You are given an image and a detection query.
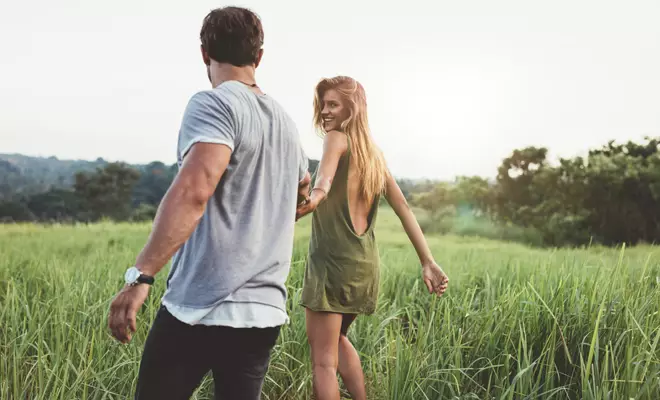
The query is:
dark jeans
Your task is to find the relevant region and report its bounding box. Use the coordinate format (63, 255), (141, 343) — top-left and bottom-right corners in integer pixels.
(134, 306), (280, 400)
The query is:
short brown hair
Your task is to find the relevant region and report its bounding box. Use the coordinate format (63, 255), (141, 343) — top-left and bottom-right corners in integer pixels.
(200, 7), (264, 67)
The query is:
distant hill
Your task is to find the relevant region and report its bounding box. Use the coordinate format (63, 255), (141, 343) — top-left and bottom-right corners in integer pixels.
(0, 153), (321, 202)
(0, 154), (116, 200)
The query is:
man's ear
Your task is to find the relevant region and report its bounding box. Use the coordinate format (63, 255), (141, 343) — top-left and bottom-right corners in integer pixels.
(254, 48), (264, 68)
(201, 45), (211, 66)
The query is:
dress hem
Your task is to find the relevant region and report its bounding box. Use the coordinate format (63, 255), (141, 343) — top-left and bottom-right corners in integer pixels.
(298, 301), (375, 316)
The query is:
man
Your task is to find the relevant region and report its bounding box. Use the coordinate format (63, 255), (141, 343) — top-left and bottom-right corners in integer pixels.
(107, 6), (310, 399)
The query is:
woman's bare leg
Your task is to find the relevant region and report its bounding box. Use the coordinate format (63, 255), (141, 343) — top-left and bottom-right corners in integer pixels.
(338, 333), (366, 400)
(306, 308), (342, 400)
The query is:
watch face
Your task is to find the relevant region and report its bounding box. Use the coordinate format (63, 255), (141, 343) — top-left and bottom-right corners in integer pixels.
(124, 267), (140, 283)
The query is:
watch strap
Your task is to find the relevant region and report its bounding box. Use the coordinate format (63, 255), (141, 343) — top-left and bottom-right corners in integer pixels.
(136, 274), (155, 285)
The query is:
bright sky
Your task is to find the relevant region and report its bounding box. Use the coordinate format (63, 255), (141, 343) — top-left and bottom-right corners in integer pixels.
(1, 0), (658, 180)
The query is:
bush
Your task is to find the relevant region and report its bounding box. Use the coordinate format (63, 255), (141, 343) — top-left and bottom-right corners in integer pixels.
(130, 203), (157, 222)
(420, 208), (545, 247)
(0, 200), (35, 222)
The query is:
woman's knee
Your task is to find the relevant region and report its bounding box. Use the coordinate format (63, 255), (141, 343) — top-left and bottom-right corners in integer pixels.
(311, 350), (338, 370)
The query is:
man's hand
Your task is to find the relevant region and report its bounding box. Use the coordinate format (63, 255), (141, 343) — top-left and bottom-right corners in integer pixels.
(297, 172), (311, 207)
(422, 261), (449, 297)
(108, 284), (150, 344)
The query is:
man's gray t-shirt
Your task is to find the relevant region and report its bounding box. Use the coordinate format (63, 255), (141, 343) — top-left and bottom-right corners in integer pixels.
(162, 81), (308, 315)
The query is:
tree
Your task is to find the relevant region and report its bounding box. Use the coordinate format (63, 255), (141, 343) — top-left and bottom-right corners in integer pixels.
(0, 200), (35, 222)
(577, 138), (660, 245)
(26, 189), (81, 221)
(488, 137), (660, 246)
(452, 176), (492, 216)
(411, 182), (455, 217)
(130, 203), (158, 222)
(74, 163), (140, 221)
(491, 147), (549, 227)
(132, 162), (177, 207)
(409, 137), (660, 247)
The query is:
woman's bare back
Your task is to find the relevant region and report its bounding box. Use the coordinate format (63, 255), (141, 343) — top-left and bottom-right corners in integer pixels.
(346, 159), (375, 236)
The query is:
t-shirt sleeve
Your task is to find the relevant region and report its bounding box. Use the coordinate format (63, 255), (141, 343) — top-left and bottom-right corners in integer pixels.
(178, 91), (236, 161)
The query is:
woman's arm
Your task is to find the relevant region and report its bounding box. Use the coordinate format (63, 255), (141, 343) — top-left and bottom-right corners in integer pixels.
(384, 172), (449, 296)
(296, 130), (347, 220)
(384, 172), (434, 263)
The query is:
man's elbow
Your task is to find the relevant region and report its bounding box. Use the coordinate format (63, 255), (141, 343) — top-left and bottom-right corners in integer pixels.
(172, 175), (215, 209)
(190, 186), (214, 207)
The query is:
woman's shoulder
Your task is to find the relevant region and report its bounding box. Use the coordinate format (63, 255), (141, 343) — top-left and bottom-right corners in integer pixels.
(323, 130), (349, 154)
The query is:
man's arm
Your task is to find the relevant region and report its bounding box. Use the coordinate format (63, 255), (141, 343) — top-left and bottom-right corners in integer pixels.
(136, 143), (231, 276)
(108, 143), (230, 343)
(109, 89), (237, 344)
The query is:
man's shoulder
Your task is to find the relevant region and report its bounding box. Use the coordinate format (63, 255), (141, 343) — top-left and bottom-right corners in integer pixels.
(184, 83), (297, 131)
(187, 86), (232, 107)
(180, 87), (240, 124)
(181, 89), (221, 115)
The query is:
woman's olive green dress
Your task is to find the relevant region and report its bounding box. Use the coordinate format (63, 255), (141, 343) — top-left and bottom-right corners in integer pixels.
(301, 136), (380, 315)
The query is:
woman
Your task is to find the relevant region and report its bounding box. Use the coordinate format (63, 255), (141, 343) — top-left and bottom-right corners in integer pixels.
(296, 76), (449, 400)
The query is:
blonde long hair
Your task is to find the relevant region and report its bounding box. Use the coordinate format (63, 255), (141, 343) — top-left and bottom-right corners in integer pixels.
(313, 76), (389, 203)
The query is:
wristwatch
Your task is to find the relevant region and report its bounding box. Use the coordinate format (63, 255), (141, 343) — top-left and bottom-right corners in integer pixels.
(124, 266), (155, 286)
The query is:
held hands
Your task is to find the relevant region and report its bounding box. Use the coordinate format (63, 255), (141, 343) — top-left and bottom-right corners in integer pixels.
(296, 188), (325, 221)
(422, 260), (449, 297)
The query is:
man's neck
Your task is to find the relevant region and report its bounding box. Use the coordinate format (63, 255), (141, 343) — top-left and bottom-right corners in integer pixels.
(209, 62), (257, 89)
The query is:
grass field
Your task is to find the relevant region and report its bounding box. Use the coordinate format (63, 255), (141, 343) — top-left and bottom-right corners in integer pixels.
(1, 208), (659, 399)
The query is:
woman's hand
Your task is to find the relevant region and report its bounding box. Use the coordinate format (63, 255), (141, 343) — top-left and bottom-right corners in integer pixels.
(296, 188), (325, 221)
(422, 260), (449, 297)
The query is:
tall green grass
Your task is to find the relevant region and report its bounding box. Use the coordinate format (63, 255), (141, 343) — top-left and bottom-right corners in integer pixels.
(1, 209), (659, 399)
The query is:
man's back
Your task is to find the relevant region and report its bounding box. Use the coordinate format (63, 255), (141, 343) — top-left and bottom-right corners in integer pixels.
(164, 80), (308, 312)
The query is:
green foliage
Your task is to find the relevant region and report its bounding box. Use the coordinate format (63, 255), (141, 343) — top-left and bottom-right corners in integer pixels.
(0, 159), (24, 201)
(452, 175), (492, 214)
(132, 162), (178, 207)
(130, 203), (158, 222)
(492, 146), (549, 225)
(493, 137), (660, 246)
(0, 199), (35, 222)
(0, 154), (323, 224)
(413, 136), (660, 247)
(74, 163), (141, 222)
(26, 189), (82, 222)
(412, 182), (455, 216)
(0, 155), (177, 223)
